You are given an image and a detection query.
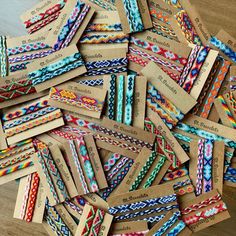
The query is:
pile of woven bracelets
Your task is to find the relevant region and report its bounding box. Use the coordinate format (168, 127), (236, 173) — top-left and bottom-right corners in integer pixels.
(0, 0), (236, 235)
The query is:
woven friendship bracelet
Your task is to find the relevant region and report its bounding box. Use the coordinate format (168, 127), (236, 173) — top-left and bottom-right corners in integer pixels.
(7, 42), (50, 56)
(86, 58), (128, 70)
(129, 46), (183, 72)
(91, 209), (106, 235)
(111, 231), (149, 236)
(78, 79), (104, 87)
(175, 10), (202, 45)
(64, 199), (83, 215)
(0, 151), (34, 169)
(182, 47), (210, 93)
(167, 221), (186, 236)
(61, 4), (91, 49)
(80, 33), (129, 44)
(153, 211), (180, 236)
(148, 82), (184, 121)
(45, 199), (72, 236)
(152, 22), (177, 37)
(81, 206), (97, 236)
(0, 160), (33, 177)
(0, 36), (7, 77)
(37, 152), (59, 204)
(5, 110), (62, 137)
(40, 147), (69, 200)
(32, 60), (84, 85)
(84, 66), (127, 76)
(104, 153), (122, 172)
(225, 167), (236, 176)
(85, 23), (122, 32)
(164, 0), (182, 9)
(0, 79), (33, 92)
(28, 52), (82, 79)
(95, 126), (153, 149)
(181, 193), (222, 215)
(162, 167), (188, 181)
(114, 204), (179, 221)
(69, 140), (89, 194)
(76, 137), (99, 192)
(53, 1), (84, 50)
(200, 58), (231, 118)
(49, 87), (103, 112)
(130, 37), (187, 65)
(196, 139), (204, 196)
(3, 107), (57, 130)
(173, 179), (192, 189)
(108, 74), (116, 120)
(149, 7), (169, 24)
(183, 202), (227, 225)
(203, 139), (214, 193)
(89, 0), (114, 10)
(2, 99), (49, 121)
(142, 214), (166, 224)
(116, 75), (124, 122)
(0, 86), (36, 102)
(130, 151), (157, 191)
(107, 156), (129, 181)
(100, 159), (134, 200)
(109, 194), (177, 214)
(176, 122), (236, 148)
(178, 45), (200, 86)
(124, 75), (135, 125)
(175, 185), (194, 195)
(25, 172), (40, 222)
(224, 175), (236, 183)
(45, 214), (62, 236)
(210, 37), (236, 63)
(9, 62), (30, 72)
(23, 0), (67, 28)
(144, 155), (167, 188)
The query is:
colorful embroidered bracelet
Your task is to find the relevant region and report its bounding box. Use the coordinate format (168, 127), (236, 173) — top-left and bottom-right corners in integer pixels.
(152, 22), (177, 37)
(32, 60), (84, 86)
(0, 79), (33, 92)
(53, 1), (84, 50)
(90, 209), (105, 235)
(81, 206), (97, 236)
(104, 153), (122, 172)
(167, 221), (186, 236)
(111, 231), (148, 236)
(80, 33), (129, 44)
(183, 202), (227, 225)
(173, 179), (192, 189)
(224, 175), (236, 183)
(130, 37), (187, 65)
(0, 36), (7, 77)
(164, 0), (182, 9)
(45, 213), (62, 236)
(86, 23), (122, 32)
(10, 62), (29, 72)
(76, 136), (99, 192)
(225, 167), (236, 176)
(0, 160), (33, 177)
(89, 0), (115, 10)
(175, 10), (202, 45)
(124, 75), (135, 125)
(84, 66), (127, 76)
(153, 211), (180, 236)
(182, 47), (210, 93)
(181, 193), (222, 215)
(3, 107), (57, 130)
(210, 37), (236, 63)
(162, 167), (188, 181)
(114, 204), (179, 221)
(78, 79), (103, 87)
(69, 140), (89, 194)
(49, 87), (103, 112)
(61, 4), (91, 49)
(150, 7), (169, 24)
(108, 74), (116, 120)
(5, 110), (62, 137)
(23, 0), (67, 28)
(196, 139), (204, 196)
(175, 185), (194, 195)
(116, 75), (124, 122)
(109, 194), (177, 214)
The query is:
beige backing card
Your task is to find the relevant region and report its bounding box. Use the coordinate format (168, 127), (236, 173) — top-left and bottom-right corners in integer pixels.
(98, 212), (114, 236)
(48, 81), (107, 119)
(142, 62), (197, 113)
(83, 193), (109, 211)
(0, 119), (7, 149)
(0, 157), (36, 185)
(43, 221), (57, 236)
(149, 109), (190, 164)
(27, 44), (87, 92)
(55, 204), (78, 235)
(179, 0), (211, 46)
(84, 135), (108, 189)
(110, 221), (148, 235)
(108, 182), (175, 207)
(92, 11), (121, 24)
(148, 0), (179, 16)
(14, 174), (46, 223)
(82, 0), (116, 11)
(190, 140), (225, 194)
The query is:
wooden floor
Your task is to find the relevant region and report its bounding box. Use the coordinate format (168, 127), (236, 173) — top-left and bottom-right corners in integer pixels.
(0, 0), (236, 235)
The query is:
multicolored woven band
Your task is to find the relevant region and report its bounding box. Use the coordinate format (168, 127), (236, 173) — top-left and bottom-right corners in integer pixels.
(104, 153), (122, 172)
(116, 75), (124, 123)
(149, 7), (170, 24)
(49, 87), (103, 112)
(162, 167), (188, 182)
(84, 65), (127, 76)
(108, 74), (116, 120)
(85, 23), (122, 32)
(0, 36), (7, 77)
(210, 37), (236, 63)
(196, 139), (204, 196)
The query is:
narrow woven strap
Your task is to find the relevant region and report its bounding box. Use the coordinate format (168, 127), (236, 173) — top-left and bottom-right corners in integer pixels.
(166, 221), (186, 236)
(196, 139), (204, 196)
(82, 206), (97, 235)
(116, 75), (124, 122)
(104, 153), (122, 172)
(85, 23), (122, 32)
(108, 74), (116, 120)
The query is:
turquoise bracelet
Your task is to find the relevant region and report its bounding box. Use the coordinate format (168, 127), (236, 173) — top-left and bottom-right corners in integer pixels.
(116, 75), (124, 123)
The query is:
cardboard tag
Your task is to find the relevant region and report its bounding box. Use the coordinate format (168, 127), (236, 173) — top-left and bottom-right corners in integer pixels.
(148, 0), (179, 16)
(48, 81), (107, 119)
(180, 190), (230, 232)
(0, 71), (48, 109)
(83, 193), (109, 211)
(14, 174), (46, 223)
(179, 0), (211, 46)
(190, 140), (225, 194)
(92, 11), (121, 24)
(116, 0), (152, 34)
(142, 62), (197, 114)
(148, 109), (190, 164)
(0, 119), (7, 150)
(46, 0), (95, 47)
(110, 221), (148, 235)
(146, 210), (192, 236)
(27, 44), (87, 92)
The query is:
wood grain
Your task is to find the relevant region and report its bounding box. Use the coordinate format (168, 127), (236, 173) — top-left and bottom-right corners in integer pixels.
(0, 0), (236, 235)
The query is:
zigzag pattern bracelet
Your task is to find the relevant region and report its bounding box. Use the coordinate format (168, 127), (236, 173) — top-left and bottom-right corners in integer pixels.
(196, 139), (204, 196)
(150, 7), (169, 24)
(0, 36), (7, 77)
(85, 23), (122, 32)
(80, 34), (129, 44)
(84, 66), (127, 76)
(167, 221), (186, 236)
(104, 153), (122, 172)
(162, 167), (188, 181)
(108, 74), (116, 119)
(78, 79), (103, 86)
(116, 75), (124, 122)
